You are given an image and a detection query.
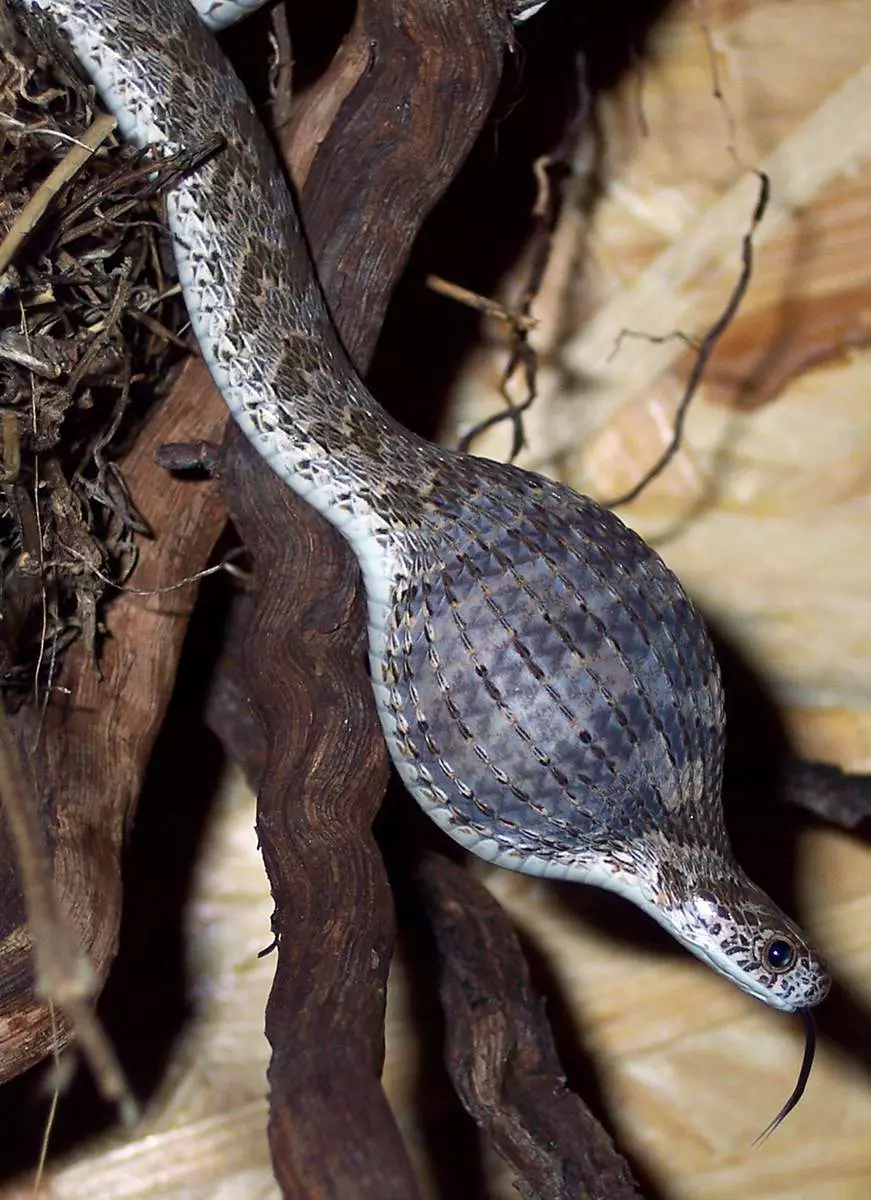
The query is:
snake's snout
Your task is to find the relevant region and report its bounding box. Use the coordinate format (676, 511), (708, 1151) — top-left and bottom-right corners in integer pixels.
(660, 868), (831, 1012)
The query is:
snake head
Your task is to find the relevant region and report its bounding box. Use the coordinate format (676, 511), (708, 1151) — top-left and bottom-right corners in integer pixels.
(643, 849), (830, 1011)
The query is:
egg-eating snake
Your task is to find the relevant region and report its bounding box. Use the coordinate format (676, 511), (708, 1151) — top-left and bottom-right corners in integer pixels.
(8, 0), (830, 1138)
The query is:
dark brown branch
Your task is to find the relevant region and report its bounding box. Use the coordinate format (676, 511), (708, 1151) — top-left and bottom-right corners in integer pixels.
(415, 854), (644, 1200)
(219, 443), (408, 1196)
(210, 1), (652, 1194)
(286, 0), (516, 371)
(216, 1), (519, 1194)
(778, 760), (871, 830)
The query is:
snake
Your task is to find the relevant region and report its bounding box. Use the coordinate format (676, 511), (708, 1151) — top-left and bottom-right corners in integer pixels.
(9, 0), (830, 1136)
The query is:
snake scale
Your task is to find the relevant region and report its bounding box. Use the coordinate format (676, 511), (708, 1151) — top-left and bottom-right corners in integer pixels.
(10, 0), (829, 1129)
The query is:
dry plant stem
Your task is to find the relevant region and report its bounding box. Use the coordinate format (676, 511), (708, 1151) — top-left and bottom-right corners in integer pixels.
(0, 358), (228, 1082)
(458, 57), (589, 463)
(416, 854), (644, 1200)
(606, 171), (769, 508)
(0, 711), (136, 1126)
(426, 273), (539, 332)
(0, 113), (116, 275)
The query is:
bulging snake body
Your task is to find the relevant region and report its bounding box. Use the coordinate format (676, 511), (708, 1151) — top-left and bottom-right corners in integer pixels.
(9, 0), (829, 1128)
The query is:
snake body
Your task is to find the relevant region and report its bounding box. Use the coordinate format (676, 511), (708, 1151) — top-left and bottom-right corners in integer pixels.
(10, 0), (829, 1016)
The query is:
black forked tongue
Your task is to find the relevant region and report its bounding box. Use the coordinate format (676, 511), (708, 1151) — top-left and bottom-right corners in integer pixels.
(752, 1007), (817, 1146)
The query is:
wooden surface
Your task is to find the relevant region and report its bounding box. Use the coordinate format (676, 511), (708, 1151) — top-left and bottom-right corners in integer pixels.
(4, 1), (870, 1197)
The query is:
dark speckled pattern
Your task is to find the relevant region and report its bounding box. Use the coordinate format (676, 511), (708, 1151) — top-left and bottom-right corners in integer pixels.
(384, 458), (725, 860)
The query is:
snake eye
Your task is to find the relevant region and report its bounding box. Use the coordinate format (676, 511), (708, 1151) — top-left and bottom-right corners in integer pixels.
(763, 936), (797, 973)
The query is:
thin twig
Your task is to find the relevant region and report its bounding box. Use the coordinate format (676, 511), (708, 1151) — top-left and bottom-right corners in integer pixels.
(56, 540), (247, 594)
(0, 114), (117, 275)
(426, 274), (538, 332)
(692, 0), (740, 161)
(458, 53), (590, 460)
(34, 1003), (62, 1194)
(606, 170), (769, 508)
